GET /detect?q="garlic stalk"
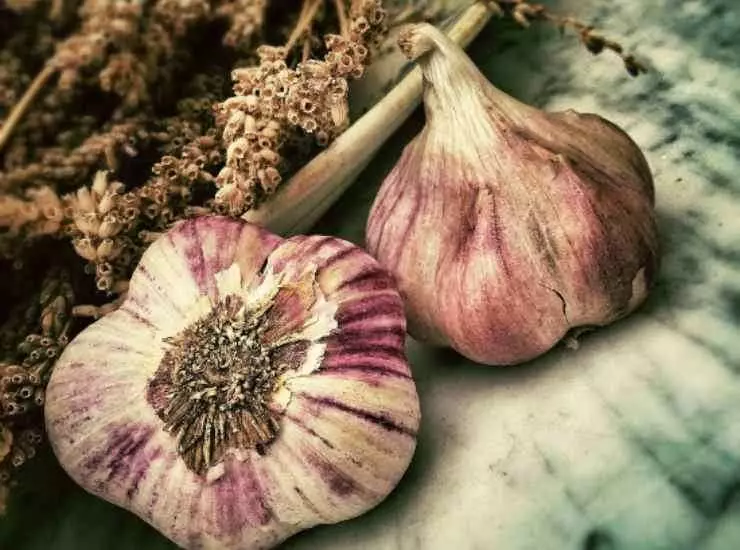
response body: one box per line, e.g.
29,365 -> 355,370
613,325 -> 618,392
245,0 -> 495,236
366,23 -> 659,366
45,216 -> 420,549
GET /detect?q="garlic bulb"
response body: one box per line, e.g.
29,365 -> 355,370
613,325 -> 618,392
366,23 -> 659,366
45,216 -> 420,549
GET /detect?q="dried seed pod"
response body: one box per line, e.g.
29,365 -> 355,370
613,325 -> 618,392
46,217 -> 419,549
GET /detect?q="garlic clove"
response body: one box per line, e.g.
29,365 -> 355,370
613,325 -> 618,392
366,23 -> 659,366
46,216 -> 419,549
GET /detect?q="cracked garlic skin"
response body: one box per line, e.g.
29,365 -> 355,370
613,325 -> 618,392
45,217 -> 420,549
366,23 -> 659,366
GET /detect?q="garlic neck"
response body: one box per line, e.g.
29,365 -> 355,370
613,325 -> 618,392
399,22 -> 539,154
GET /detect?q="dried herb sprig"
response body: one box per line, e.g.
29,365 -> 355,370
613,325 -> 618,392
216,0 -> 269,50
0,268 -> 74,511
490,0 -> 646,76
66,0 -> 389,303
215,0 -> 388,215
0,0 -> 216,155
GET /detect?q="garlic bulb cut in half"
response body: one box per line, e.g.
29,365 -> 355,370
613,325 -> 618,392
45,216 -> 420,549
366,23 -> 659,366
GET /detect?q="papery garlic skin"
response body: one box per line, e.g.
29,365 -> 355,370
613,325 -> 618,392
366,24 -> 659,366
45,217 -> 419,549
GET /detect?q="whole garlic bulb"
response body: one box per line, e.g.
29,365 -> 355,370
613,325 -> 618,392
366,23 -> 659,366
45,217 -> 420,549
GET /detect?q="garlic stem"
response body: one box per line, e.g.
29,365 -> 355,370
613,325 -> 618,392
400,22 -> 538,130
245,1 -> 496,236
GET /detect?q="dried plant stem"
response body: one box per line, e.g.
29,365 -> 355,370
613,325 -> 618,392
49,0 -> 65,21
0,64 -> 55,154
285,0 -> 324,53
246,1 -> 495,235
302,0 -> 319,62
334,0 -> 350,37
302,36 -> 312,62
492,0 -> 645,75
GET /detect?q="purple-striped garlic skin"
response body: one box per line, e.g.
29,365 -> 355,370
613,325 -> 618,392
45,216 -> 420,550
366,24 -> 659,366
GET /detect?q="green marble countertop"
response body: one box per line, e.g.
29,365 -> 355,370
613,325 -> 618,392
2,1 -> 739,549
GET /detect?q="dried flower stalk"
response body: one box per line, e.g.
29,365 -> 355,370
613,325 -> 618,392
490,0 -> 646,75
1,269 -> 74,508
214,0 -> 389,215
216,0 -> 268,50
0,64 -> 55,153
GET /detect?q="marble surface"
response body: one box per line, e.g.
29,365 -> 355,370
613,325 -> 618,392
1,1 -> 739,549
298,1 -> 740,548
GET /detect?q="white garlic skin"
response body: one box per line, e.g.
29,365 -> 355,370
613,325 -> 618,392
45,217 -> 420,549
366,24 -> 659,366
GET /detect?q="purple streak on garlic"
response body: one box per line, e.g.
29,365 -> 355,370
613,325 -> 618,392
366,23 -> 659,366
45,216 -> 420,549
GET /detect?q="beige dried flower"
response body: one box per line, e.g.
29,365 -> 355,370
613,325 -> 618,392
0,272 -> 74,416
51,0 -> 214,111
0,424 -> 11,464
0,269 -> 73,500
53,1 -> 144,92
215,0 -> 387,216
65,171 -> 129,292
0,186 -> 65,256
0,118 -> 142,195
155,0 -> 211,36
4,0 -> 43,13
0,425 -> 43,475
217,0 -> 268,49
64,131 -> 221,299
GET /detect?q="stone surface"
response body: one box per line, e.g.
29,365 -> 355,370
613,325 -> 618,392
1,1 -> 738,549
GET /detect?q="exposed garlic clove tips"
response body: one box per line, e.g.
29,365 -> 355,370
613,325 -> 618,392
45,216 -> 420,549
366,23 -> 659,366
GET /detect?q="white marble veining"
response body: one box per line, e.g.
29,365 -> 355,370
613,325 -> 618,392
1,1 -> 738,549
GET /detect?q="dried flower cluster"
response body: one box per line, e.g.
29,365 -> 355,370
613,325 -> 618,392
0,186 -> 64,244
0,269 -> 73,509
215,0 -> 388,215
52,0 -> 213,110
217,0 -> 268,50
4,0 -> 45,13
